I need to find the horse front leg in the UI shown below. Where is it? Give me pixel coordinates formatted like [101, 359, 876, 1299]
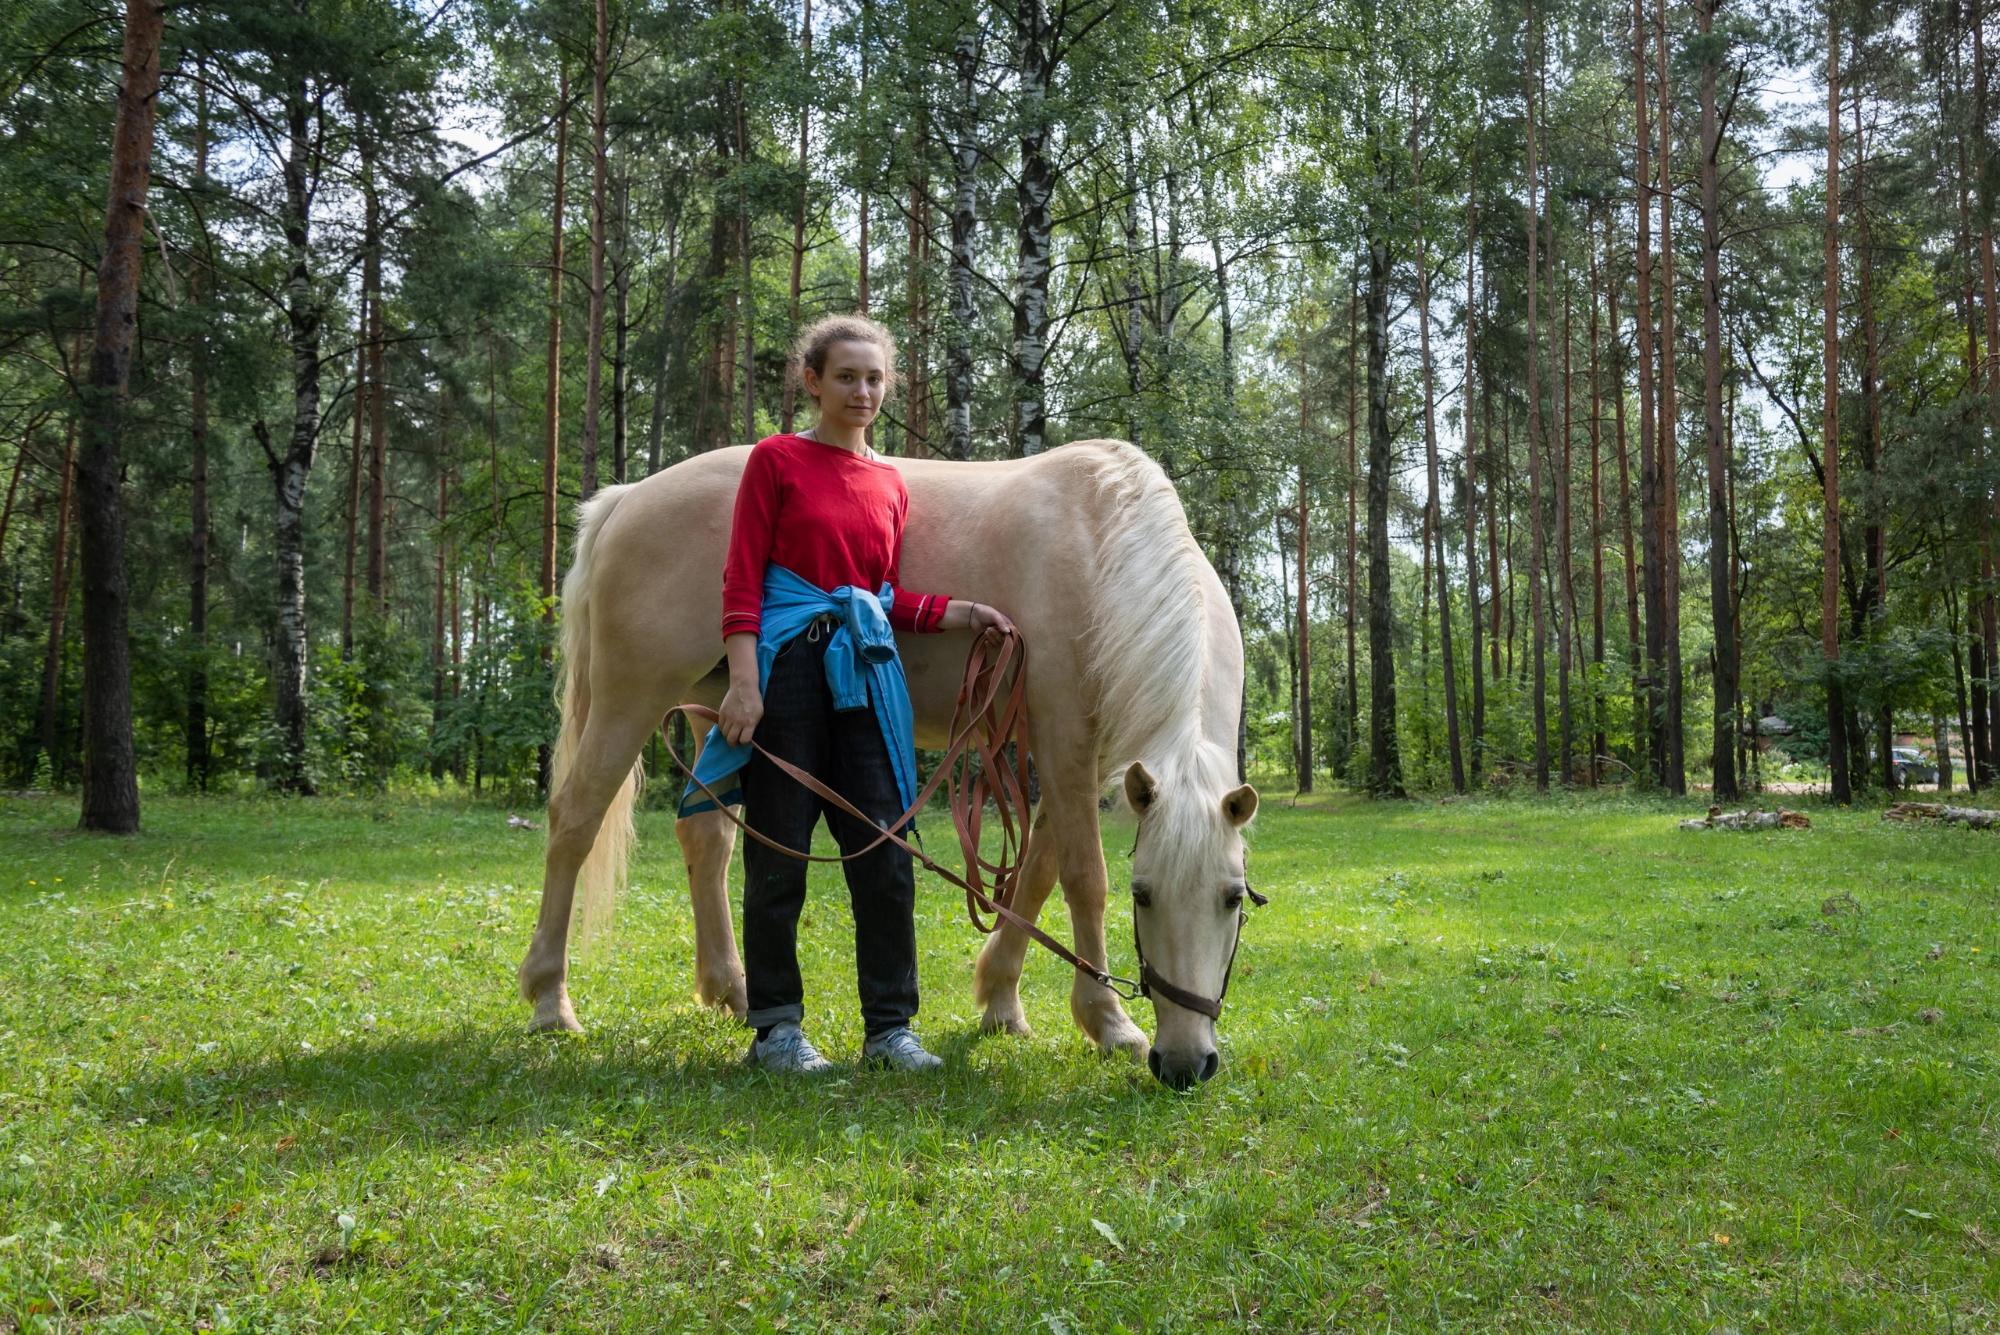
[1056, 830, 1148, 1061]
[972, 814, 1061, 1036]
[675, 807, 747, 1016]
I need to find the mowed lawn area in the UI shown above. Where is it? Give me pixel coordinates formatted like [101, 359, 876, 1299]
[1, 790, 1996, 1332]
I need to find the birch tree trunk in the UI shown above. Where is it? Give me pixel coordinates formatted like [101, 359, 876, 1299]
[1011, 0, 1054, 456]
[946, 22, 980, 460]
[269, 64, 321, 797]
[1414, 126, 1464, 794]
[1465, 155, 1486, 779]
[1524, 8, 1551, 792]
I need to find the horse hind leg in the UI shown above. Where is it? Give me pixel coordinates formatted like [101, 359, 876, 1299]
[667, 709, 747, 1016]
[518, 695, 668, 1033]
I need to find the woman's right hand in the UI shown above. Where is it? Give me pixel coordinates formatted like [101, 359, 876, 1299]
[719, 681, 763, 746]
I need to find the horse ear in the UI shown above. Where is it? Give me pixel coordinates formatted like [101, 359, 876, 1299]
[1123, 762, 1158, 814]
[1222, 783, 1258, 828]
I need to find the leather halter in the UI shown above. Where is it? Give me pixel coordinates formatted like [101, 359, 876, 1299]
[1128, 830, 1268, 1021]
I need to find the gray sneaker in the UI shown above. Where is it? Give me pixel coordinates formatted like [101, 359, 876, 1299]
[862, 1026, 943, 1072]
[745, 1021, 833, 1074]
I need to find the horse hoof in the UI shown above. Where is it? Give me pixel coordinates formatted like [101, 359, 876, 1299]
[697, 972, 748, 1019]
[1091, 1020, 1148, 1062]
[980, 1005, 1032, 1038]
[528, 994, 583, 1034]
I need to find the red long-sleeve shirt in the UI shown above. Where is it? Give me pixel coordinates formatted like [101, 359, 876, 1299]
[721, 433, 952, 640]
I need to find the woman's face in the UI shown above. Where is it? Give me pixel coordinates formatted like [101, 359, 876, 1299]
[803, 340, 886, 431]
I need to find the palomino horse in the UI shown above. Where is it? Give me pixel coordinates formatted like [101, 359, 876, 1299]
[516, 438, 1258, 1088]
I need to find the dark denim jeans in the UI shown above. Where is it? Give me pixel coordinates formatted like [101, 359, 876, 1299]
[740, 616, 920, 1036]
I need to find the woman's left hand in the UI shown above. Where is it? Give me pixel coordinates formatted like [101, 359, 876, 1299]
[968, 602, 1016, 638]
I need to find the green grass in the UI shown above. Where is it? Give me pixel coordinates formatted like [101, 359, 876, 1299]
[1, 788, 1997, 1331]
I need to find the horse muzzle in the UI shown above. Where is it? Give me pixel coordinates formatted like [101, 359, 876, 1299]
[1148, 1045, 1220, 1091]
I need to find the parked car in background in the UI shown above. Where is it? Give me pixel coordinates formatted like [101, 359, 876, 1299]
[1891, 747, 1939, 787]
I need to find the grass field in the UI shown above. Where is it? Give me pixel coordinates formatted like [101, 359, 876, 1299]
[1, 788, 1996, 1331]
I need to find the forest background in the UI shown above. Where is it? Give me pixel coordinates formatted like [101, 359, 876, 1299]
[4, 0, 1999, 830]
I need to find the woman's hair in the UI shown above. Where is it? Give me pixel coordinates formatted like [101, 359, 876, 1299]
[788, 314, 899, 402]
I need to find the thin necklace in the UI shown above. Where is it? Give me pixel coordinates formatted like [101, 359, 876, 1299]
[803, 425, 871, 460]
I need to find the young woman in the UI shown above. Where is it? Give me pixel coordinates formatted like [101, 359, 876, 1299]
[692, 314, 1015, 1073]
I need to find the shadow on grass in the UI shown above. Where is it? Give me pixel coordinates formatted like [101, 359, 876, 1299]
[88, 1021, 1187, 1168]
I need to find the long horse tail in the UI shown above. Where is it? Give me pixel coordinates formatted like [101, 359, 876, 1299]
[549, 482, 643, 944]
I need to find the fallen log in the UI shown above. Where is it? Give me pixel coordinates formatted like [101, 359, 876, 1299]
[1679, 805, 1812, 832]
[1882, 802, 2000, 830]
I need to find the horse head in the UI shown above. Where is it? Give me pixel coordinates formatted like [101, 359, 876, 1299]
[1122, 757, 1260, 1090]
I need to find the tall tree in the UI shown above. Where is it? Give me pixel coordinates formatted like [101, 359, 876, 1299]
[1822, 9, 1851, 805]
[1524, 3, 1551, 792]
[1655, 0, 1685, 794]
[75, 0, 163, 831]
[1364, 101, 1403, 798]
[582, 0, 610, 501]
[1414, 122, 1464, 793]
[1697, 0, 1738, 799]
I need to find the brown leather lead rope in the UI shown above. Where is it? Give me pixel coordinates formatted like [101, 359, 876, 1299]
[663, 628, 1145, 1002]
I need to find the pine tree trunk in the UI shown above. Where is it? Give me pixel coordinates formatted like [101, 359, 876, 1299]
[1698, 0, 1737, 800]
[432, 398, 450, 780]
[1633, 0, 1666, 785]
[1823, 16, 1851, 804]
[1524, 9, 1551, 792]
[646, 213, 680, 475]
[76, 0, 159, 829]
[38, 420, 78, 779]
[737, 92, 756, 447]
[1974, 3, 2000, 789]
[363, 142, 387, 611]
[783, 0, 812, 434]
[187, 68, 212, 791]
[1850, 45, 1891, 792]
[1606, 212, 1643, 764]
[538, 59, 570, 792]
[612, 172, 630, 484]
[1558, 254, 1577, 785]
[1365, 119, 1403, 798]
[582, 0, 609, 500]
[1656, 0, 1685, 795]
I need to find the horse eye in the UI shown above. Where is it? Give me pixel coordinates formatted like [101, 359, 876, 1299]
[1131, 886, 1153, 909]
[1223, 887, 1245, 910]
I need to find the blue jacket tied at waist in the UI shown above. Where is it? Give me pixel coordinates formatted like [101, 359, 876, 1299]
[680, 564, 919, 831]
